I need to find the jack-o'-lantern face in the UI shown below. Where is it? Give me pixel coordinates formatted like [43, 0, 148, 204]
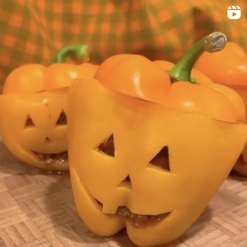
[0, 88, 68, 171]
[0, 63, 98, 171]
[68, 79, 247, 246]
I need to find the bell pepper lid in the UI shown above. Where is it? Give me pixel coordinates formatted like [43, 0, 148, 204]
[95, 32, 245, 123]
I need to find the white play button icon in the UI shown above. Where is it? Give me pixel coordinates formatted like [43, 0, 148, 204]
[227, 6, 241, 20]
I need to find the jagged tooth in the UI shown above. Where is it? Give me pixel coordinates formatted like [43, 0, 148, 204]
[45, 158, 53, 164]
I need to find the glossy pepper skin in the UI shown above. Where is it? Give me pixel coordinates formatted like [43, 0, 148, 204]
[195, 42, 247, 176]
[0, 45, 98, 171]
[67, 33, 247, 246]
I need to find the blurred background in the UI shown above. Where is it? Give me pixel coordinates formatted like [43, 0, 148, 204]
[0, 0, 246, 84]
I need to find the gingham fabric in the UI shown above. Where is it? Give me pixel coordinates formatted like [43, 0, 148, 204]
[0, 0, 246, 85]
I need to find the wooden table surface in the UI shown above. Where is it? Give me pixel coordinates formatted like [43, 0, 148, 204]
[0, 141, 247, 247]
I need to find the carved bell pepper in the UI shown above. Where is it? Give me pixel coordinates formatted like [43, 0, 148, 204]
[67, 33, 247, 246]
[195, 42, 247, 176]
[0, 45, 98, 171]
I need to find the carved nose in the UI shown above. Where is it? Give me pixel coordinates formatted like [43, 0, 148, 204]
[45, 137, 51, 143]
[118, 175, 132, 188]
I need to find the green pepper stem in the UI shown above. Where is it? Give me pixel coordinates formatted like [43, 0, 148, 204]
[53, 44, 89, 63]
[168, 32, 227, 83]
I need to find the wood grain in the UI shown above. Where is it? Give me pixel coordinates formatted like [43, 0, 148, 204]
[0, 142, 247, 247]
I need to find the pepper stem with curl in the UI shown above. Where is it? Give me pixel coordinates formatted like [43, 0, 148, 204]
[53, 44, 89, 63]
[168, 32, 227, 83]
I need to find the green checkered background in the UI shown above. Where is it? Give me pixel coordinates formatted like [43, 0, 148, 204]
[0, 0, 246, 85]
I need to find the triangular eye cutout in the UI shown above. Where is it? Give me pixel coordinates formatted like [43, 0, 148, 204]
[97, 135, 115, 157]
[25, 115, 35, 127]
[56, 111, 67, 125]
[149, 146, 170, 172]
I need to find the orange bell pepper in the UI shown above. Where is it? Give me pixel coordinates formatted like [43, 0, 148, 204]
[195, 42, 247, 176]
[0, 44, 98, 171]
[68, 32, 247, 246]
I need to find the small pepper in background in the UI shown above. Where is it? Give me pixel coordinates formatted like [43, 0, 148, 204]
[0, 45, 98, 171]
[68, 32, 247, 246]
[3, 44, 98, 94]
[195, 42, 247, 176]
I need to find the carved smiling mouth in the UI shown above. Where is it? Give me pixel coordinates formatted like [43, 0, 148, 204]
[116, 206, 171, 228]
[95, 198, 171, 228]
[32, 150, 68, 164]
